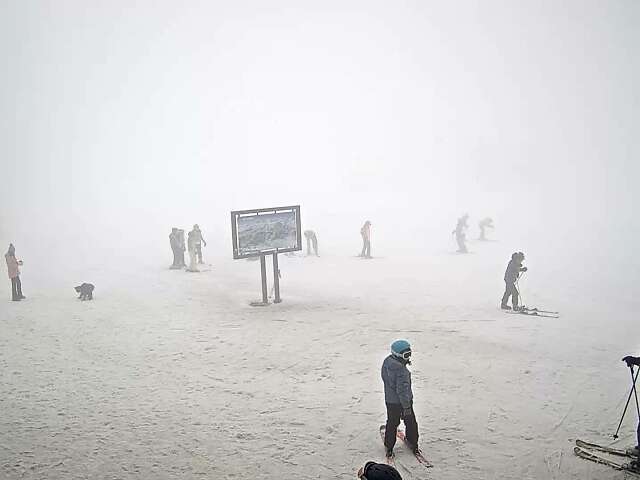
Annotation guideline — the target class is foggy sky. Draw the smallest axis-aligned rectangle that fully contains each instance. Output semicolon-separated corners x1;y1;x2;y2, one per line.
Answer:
1;1;638;279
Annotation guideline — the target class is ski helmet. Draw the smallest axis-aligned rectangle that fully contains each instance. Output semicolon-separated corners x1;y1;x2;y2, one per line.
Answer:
391;339;411;360
360;461;403;480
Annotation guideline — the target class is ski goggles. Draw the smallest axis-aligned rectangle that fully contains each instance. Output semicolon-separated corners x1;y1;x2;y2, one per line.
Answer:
398;350;412;360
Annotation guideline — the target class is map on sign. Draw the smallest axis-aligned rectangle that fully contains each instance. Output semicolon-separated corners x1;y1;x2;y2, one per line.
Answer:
231;206;301;259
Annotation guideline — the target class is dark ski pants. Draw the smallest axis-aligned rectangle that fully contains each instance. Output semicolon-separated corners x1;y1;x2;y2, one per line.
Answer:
11;276;23;301
171;247;179;267
501;281;519;309
361;239;371;258
196;243;203;263
384;402;418;451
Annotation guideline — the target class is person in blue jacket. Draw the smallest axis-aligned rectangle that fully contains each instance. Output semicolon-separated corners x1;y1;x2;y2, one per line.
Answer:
381;339;419;458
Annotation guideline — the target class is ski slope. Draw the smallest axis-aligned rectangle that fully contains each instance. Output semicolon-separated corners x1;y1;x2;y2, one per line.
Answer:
0;240;637;479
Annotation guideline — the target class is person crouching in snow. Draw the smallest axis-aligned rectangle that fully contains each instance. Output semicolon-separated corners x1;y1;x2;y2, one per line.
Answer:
5;243;25;301
501;251;527;310
357;461;402;479
304;230;319;256
381;339;419;458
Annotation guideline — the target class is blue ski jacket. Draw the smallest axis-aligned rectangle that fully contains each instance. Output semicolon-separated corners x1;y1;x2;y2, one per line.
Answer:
381;355;413;408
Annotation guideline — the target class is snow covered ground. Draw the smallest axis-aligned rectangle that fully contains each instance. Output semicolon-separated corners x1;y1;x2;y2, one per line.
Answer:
1;239;637;480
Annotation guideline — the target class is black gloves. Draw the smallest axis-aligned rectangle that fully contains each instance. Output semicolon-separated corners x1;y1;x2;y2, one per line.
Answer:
402;407;414;418
622;356;640;367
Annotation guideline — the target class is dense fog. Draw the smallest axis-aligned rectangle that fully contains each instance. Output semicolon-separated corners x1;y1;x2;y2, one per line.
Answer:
2;3;640;479
2;2;638;282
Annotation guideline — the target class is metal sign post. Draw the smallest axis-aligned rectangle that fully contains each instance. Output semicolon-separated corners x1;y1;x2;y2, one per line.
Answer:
259;254;268;304
230;205;301;306
272;252;281;303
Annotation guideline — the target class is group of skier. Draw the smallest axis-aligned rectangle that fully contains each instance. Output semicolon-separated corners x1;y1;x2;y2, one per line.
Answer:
169;224;207;272
452;214;494;253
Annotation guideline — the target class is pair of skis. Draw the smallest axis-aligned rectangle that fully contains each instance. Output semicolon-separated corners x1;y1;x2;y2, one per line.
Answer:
574;439;639;475
504;306;560;318
379;425;433;468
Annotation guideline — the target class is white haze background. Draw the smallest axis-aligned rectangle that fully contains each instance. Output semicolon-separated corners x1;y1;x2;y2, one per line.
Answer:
0;2;639;477
2;1;638;287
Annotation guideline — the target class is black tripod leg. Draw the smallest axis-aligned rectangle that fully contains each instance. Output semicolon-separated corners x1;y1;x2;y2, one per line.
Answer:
614;367;640;438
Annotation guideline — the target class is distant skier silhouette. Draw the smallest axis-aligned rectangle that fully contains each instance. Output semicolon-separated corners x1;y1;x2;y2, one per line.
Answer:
304;230;319;256
478;217;494;241
360;221;372;258
452;214;469;253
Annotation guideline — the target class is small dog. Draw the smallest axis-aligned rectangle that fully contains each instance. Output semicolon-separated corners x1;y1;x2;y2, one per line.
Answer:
75;283;95;301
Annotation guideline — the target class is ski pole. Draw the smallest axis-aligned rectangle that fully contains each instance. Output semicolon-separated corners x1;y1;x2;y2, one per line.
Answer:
516;271;526;308
613;366;640;438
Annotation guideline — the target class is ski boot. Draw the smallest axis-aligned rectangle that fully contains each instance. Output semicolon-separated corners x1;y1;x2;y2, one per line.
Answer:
385;447;394;459
626;446;639;457
501;304;512;310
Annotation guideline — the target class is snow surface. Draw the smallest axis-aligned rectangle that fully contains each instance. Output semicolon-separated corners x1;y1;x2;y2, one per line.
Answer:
0;239;637;480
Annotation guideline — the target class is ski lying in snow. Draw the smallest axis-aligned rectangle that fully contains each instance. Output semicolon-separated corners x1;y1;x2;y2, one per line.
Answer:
576;439;635;458
521;306;559;315
505;310;559;318
574;446;640;475
379;425;396;466
395;429;433;467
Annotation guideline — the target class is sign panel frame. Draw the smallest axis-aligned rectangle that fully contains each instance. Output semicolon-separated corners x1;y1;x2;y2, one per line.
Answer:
231;205;302;259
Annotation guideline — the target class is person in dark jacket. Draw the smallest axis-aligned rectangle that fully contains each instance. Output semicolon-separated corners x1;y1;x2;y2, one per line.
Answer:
501;252;527;310
622;355;640;469
357;461;402;479
381;339;419;458
5;243;25;301
304;230;319;256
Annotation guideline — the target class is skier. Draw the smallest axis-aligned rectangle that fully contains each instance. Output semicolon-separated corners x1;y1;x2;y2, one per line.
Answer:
5;243;25;301
501;251;527;310
177;229;186;268
622;355;640;470
478;217;494;241
381;339;419;458
191;224;207;264
357;461;402;479
304;230;319;256
452;214;469;253
360;221;372;258
169;228;181;269
186;230;199;272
